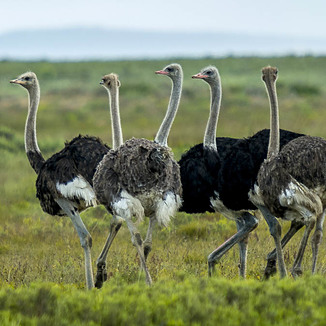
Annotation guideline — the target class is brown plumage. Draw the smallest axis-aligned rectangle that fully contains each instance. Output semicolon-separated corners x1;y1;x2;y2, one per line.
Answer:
94;137;182;218
256;136;326;219
250;66;326;278
93;68;182;288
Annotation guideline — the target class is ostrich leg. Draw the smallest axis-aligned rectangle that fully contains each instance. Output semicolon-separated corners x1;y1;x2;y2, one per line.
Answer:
257;205;287;278
311;210;326;274
208;212;258;277
95;215;123;289
56;199;94;290
291;219;316;277
236;216;249;278
143;216;156;260
125;218;152;285
264;220;304;279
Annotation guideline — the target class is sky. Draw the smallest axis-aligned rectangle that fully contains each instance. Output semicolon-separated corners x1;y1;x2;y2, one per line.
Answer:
1;0;326;37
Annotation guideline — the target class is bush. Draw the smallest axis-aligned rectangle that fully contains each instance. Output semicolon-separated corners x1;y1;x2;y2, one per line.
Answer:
1;276;326;325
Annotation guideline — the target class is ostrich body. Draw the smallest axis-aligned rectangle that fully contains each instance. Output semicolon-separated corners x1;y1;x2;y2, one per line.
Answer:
178;66;303;278
249;66;326;278
10;72;110;289
93;65;182;288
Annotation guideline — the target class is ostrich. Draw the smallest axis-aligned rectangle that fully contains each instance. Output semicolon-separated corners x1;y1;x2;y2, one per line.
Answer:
178;66;303;278
249;66;326;278
10;72;111;289
93;64;183;288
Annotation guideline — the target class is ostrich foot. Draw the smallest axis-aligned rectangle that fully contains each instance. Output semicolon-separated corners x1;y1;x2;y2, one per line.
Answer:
264;258;277;280
95;262;108;289
291;267;303;278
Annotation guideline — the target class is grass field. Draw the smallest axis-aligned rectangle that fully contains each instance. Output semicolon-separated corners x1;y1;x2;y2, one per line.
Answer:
1;56;326;325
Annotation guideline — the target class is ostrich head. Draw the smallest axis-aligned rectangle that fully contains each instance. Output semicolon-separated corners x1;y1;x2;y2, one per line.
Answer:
100;73;121;91
192;66;219;85
155;63;182;80
10;72;37;90
262;66;278;83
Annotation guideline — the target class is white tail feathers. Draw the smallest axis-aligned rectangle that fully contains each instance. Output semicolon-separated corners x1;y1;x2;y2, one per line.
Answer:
112;190;144;223
56;175;97;207
279;180;323;222
156;192;182;227
112;191;181;227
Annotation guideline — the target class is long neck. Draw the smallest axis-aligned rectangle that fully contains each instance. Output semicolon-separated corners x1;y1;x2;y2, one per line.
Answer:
154;73;182;147
25;83;45;174
108;86;123;149
264;78;279;159
203;77;222;151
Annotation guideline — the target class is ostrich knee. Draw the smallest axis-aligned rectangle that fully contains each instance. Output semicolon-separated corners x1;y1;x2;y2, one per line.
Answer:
80;233;92;250
312;230;323;249
268;218;282;241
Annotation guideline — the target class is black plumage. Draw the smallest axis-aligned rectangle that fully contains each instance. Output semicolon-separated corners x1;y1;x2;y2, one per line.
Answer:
179;129;303;214
216;129;304;212
36;135;110;216
178;137;237;213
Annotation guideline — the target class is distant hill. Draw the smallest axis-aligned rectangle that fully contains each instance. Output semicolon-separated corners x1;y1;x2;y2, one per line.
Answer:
1;27;325;61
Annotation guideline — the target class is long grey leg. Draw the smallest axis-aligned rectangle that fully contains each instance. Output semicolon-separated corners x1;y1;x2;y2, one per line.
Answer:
56;199;94;290
208;212;258;277
236;216;249;278
264;220;304;279
95;215;122;289
311;210;325;274
257;205;287;278
144;216;156;261
291;218;316;278
125;218;152;286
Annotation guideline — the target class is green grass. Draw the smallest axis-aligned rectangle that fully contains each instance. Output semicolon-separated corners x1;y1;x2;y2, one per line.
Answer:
1;56;326;324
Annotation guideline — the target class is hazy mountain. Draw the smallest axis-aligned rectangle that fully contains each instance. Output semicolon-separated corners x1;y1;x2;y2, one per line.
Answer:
0;27;325;61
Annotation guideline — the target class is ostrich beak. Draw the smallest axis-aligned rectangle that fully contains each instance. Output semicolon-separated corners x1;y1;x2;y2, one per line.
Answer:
99;80;104;85
10;78;22;84
192;73;207;79
155;70;168;75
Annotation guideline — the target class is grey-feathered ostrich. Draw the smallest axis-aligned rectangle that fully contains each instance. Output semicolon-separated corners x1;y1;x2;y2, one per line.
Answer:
93;64;182;288
179;66;304;278
10;72;110;289
249;66;326;278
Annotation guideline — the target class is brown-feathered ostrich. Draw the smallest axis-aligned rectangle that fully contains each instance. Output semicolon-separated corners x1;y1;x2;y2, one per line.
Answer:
10;72;111;289
179;66;304;278
249;66;326;278
93;64;182;288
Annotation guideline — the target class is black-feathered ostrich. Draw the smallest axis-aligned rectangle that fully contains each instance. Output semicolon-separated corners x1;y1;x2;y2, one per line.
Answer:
250;66;326;278
93;64;183;288
10;72;110;290
178;66;304;278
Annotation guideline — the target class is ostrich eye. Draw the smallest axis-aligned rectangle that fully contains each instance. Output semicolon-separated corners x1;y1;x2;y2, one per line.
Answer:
25;77;30;81
206;70;212;75
166;67;173;72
